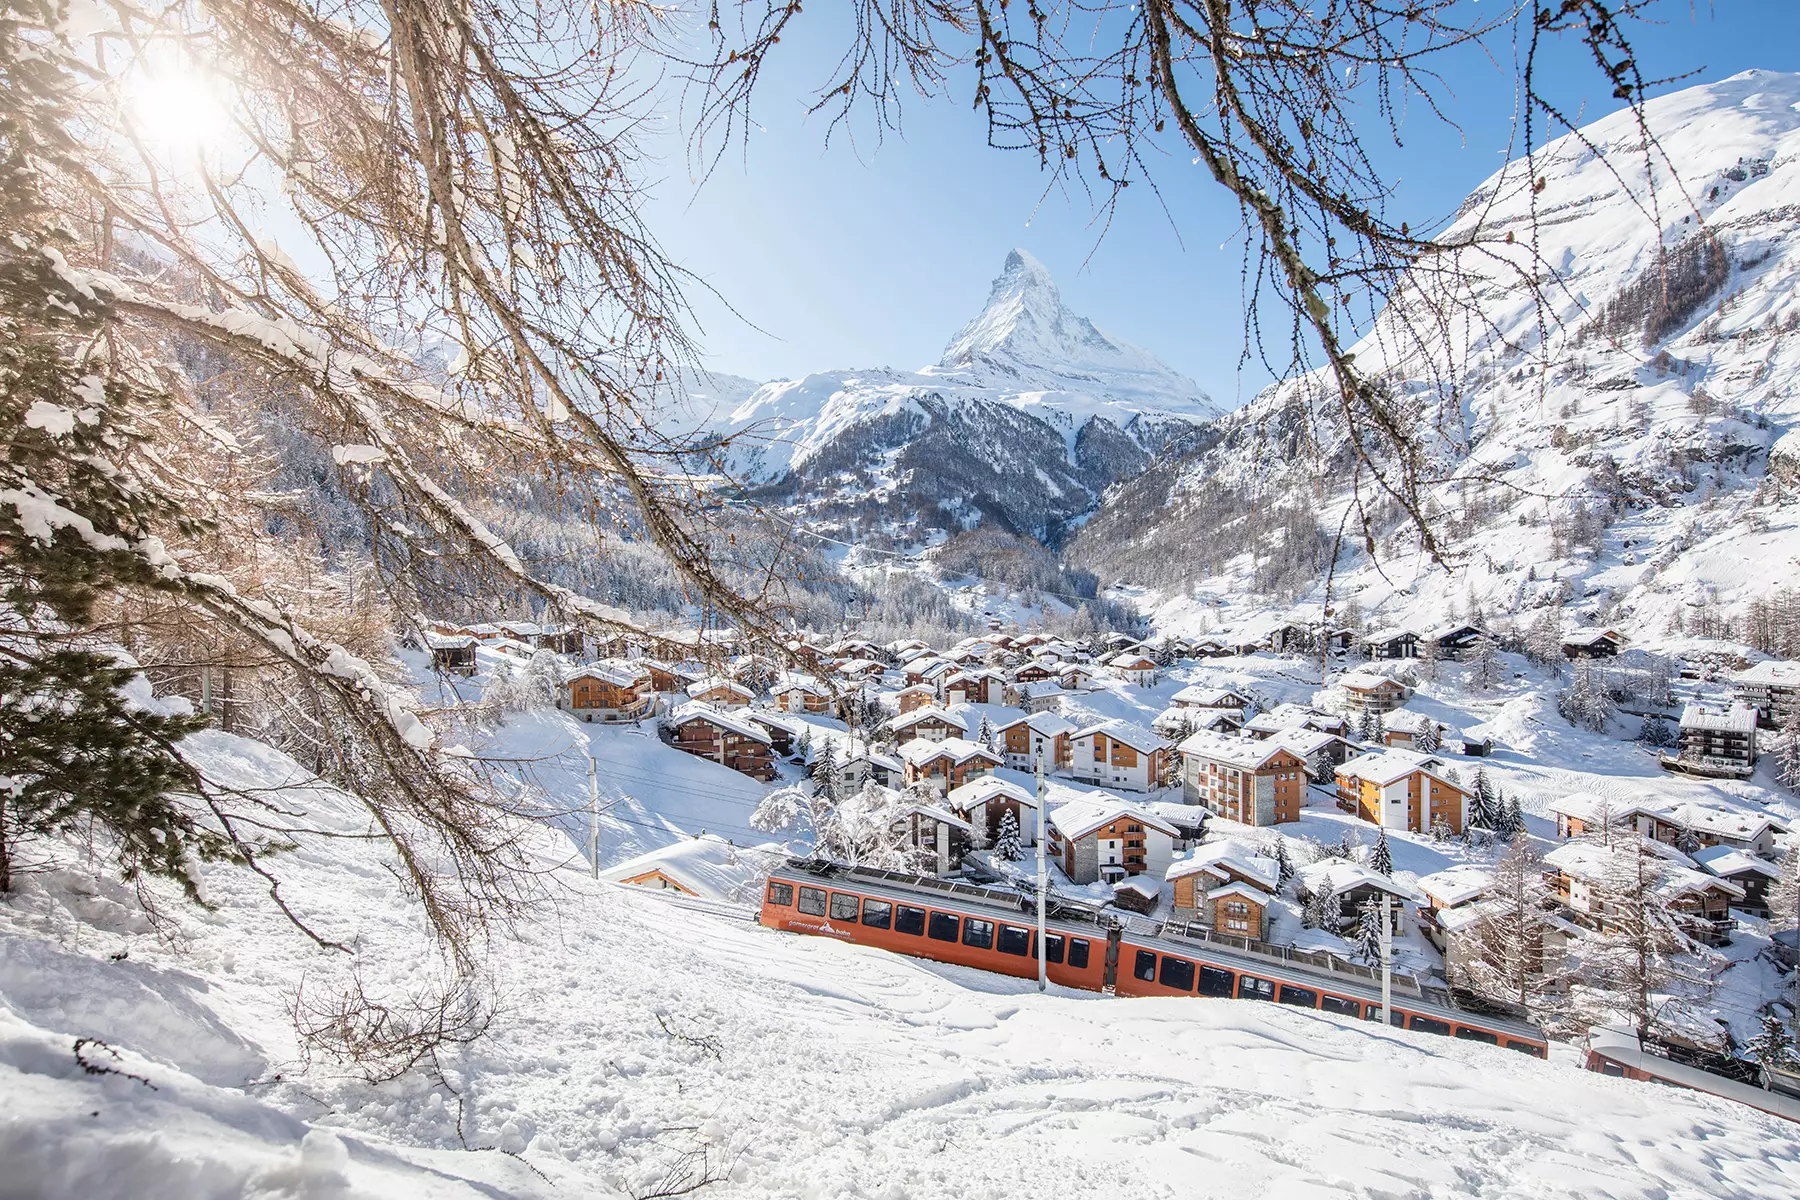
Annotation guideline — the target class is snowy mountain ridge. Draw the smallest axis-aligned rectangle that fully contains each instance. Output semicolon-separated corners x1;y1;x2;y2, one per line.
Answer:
716;251;1224;544
1071;69;1800;643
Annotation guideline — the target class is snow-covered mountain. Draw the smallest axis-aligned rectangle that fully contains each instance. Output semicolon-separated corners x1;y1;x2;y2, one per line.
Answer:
1071;69;1800;643
719;251;1223;544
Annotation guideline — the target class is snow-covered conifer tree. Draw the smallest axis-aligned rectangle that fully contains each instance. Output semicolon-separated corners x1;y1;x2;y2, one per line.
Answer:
1747;1015;1795;1075
1302;880;1338;930
1273;838;1296;891
1414;720;1441;754
995;809;1023;862
1370;829;1393;876
1352;898;1385;964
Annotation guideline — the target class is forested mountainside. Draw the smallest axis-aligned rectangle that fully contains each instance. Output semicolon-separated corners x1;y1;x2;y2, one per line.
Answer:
717;250;1221;545
1069;70;1800;642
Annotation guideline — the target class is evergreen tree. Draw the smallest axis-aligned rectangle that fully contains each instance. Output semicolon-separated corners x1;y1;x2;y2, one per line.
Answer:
1352;897;1385;965
811;741;840;804
1504;797;1526;838
977;713;994;747
1469;768;1498;831
1747;1015;1795;1076
1413;720;1441;754
1638;715;1676;749
1775;711;1800;795
795;726;814;764
1273;837;1296;892
995;808;1022;862
1303;880;1339;931
1334;828;1359;861
1370;829;1393;876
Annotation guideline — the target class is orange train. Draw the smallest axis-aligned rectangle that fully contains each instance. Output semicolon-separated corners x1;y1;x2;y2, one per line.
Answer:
761;858;1549;1056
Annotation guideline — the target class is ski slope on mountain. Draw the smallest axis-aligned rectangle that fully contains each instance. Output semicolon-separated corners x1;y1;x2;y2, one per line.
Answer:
3;726;1799;1200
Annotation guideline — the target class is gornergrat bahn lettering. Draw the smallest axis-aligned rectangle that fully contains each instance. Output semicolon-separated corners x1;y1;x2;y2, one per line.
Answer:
760;859;1550;1057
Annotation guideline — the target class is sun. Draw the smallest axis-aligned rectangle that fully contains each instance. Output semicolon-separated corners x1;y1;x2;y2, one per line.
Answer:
124;64;233;159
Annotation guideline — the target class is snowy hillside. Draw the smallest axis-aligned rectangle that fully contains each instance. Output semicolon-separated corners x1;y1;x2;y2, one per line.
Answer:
1073;69;1800;641
719;251;1223;544
5;726;1799;1200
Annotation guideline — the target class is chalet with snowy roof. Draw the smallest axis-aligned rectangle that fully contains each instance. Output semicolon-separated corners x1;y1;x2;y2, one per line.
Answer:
888;705;968;743
424;632;478;675
1691;846;1781;915
1340;669;1411;714
558;661;653;722
893;644;933;665
1189;638;1233;658
995;712;1075;772
1171;684;1251;712
1048;796;1178;884
1334;748;1471;834
894;684;937;714
1425;623;1490;660
903;657;956;686
945;777;1038;848
1650;803;1788;857
684;677;753;710
1103;633;1144;653
1243;703;1345;739
827;638;882;661
1296;860;1418;933
1055;663;1093;689
1542;842;1742;946
1413;865;1493;931
744;711;800;758
897;737;1001;793
1561;627;1628;659
892;801;972;876
1003;679;1066;714
839;746;903;791
496;621;583;653
1166;844;1280;922
1459;730;1494;757
664;703;778;781
1545;792;1639;839
1012;661;1056;685
1269;727;1359;773
1382;710;1446;750
770;675;834;714
1361;626;1421;660
834;657;886;681
944;668;1005;706
1729;659;1800;728
599;834;767;903
1068;721;1171;793
464;622;504;641
633;659;687;694
1106;651;1159;687
1663;702;1758;779
1178;731;1308;826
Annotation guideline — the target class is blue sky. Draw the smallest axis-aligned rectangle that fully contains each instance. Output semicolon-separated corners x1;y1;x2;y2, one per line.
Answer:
640;2;1800;404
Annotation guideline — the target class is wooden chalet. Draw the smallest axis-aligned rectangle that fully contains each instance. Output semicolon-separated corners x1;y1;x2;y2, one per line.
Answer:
995;712;1075;772
1561;628;1628;659
1048;796;1178;884
1068;721;1170;793
945;777;1039;847
664;703;778;781
1334;749;1470;834
685;677;754;710
888;705;969;743
897;737;1001;793
558;661;653;722
424;632;478;675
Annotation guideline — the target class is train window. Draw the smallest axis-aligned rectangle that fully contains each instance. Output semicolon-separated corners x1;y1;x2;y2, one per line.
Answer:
895;905;927;936
1238;975;1275;1001
1454;1027;1500;1045
829;893;861;922
1067;939;1090;970
963;919;995;950
767;882;794;907
927;912;961;942
1598;1059;1627;1076
1409;1015;1452;1037
998;926;1032;957
1507;1041;1547;1058
1159;956;1196;992
1196;966;1235;998
1133;950;1157;982
1365;1006;1405;1026
1042;934;1065;964
1320;995;1360;1017
797;886;827;916
861;899;893;930
1277;985;1319;1009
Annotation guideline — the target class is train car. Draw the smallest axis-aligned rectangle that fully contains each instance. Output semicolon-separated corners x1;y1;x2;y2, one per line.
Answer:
1113;929;1548;1056
762;859;1549;1055
1585;1026;1800;1123
760;861;1109;991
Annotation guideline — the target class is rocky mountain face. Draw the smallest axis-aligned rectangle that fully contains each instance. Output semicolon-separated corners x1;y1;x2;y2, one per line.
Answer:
718;250;1221;545
1068;69;1800;641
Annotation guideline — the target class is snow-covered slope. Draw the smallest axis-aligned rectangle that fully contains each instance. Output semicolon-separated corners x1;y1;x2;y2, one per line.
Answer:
1074;69;1800;639
5;727;1798;1199
720;252;1222;543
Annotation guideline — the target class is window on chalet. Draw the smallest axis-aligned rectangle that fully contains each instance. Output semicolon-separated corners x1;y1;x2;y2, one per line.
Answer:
767;882;794;907
861;899;893;930
797;886;827;916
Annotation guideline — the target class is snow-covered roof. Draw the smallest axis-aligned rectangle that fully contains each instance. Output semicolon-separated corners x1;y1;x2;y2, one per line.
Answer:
771;674;830;697
1691;845;1782;880
1340;668;1406;692
424;632;477;650
1050;795;1179;842
1335;748;1460;790
1659;802;1787;840
599;835;770;903
1113;877;1161;900
1544;791;1653;824
1542;843;1745;901
1073;719;1165;755
1362;625;1418;643
1205;880;1275;906
996;712;1076;739
896;736;999;768
1177;730;1297;771
1270;728;1348;759
1563;627;1628;647
563;659;650;688
1106;651;1157;668
841;748;902;772
1382;709;1439;735
686;676;753;699
1011;680;1065;699
1165;843;1279;890
1414;865;1494;909
666;702;772;744
1677;702;1757;734
1731;660;1800;687
1171;684;1249;707
897;802;973;833
890;706;970;734
1296;859;1421;903
1242;702;1312;732
945;777;1037;813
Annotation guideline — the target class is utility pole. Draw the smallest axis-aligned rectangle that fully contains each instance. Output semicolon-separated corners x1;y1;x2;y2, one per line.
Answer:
587;749;601;880
1379;892;1393;1026
1036;746;1048;993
